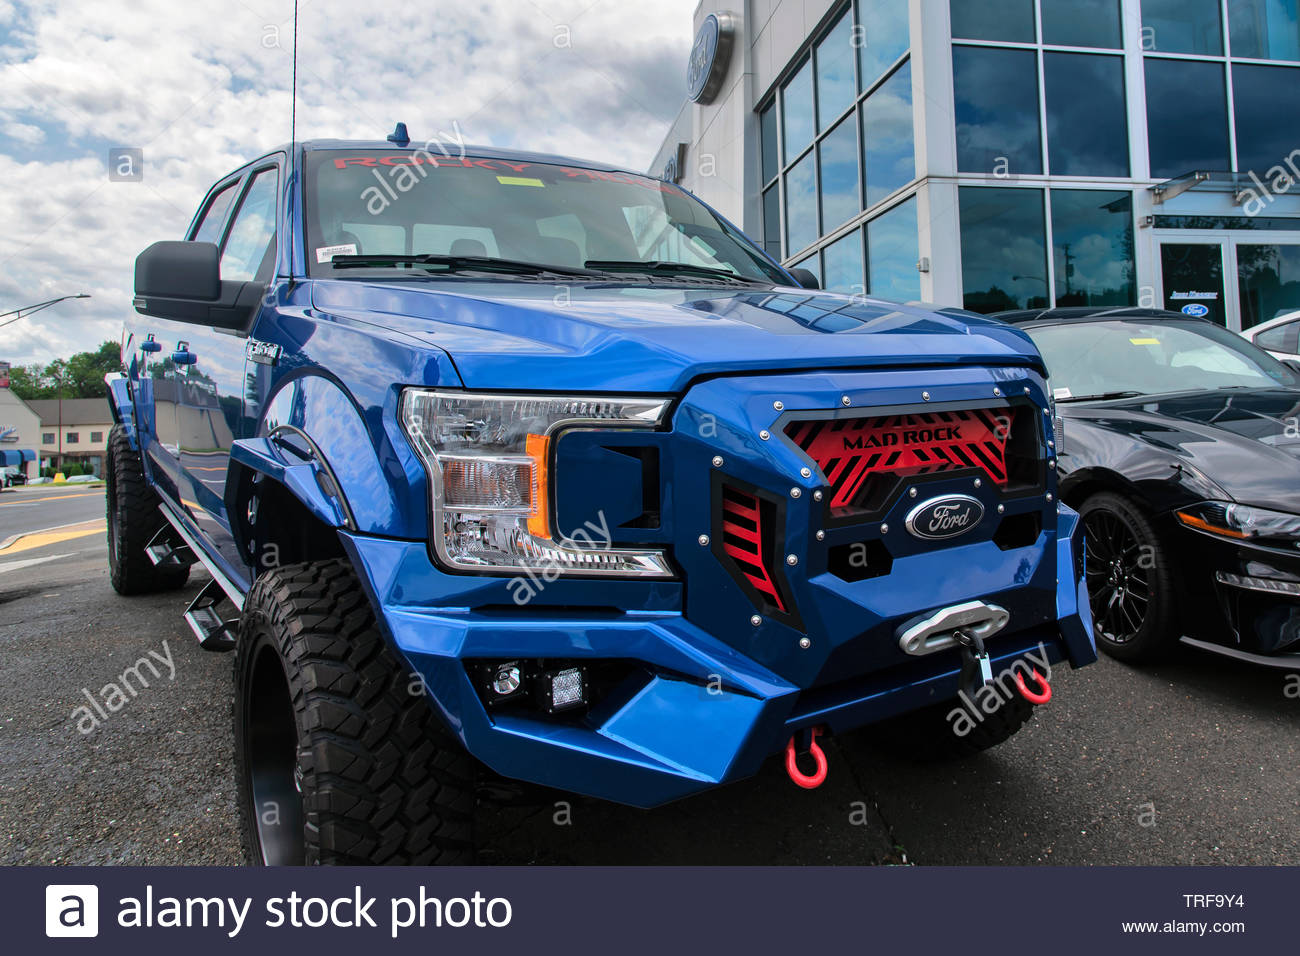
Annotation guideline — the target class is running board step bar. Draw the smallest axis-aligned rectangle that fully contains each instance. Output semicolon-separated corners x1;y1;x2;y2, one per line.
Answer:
184;578;239;652
145;524;196;568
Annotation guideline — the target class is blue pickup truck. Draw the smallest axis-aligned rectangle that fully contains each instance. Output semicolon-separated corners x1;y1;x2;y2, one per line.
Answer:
107;129;1095;865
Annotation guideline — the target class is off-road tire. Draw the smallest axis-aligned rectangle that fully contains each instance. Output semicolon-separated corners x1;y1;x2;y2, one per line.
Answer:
234;559;476;865
1078;491;1177;664
866;691;1037;762
105;423;189;595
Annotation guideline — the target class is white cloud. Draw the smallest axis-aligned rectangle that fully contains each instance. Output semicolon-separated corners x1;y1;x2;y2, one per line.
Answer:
0;0;696;366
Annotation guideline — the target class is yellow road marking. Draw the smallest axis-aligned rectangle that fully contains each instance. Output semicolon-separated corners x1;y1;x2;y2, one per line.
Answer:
0;491;103;507
0;520;105;555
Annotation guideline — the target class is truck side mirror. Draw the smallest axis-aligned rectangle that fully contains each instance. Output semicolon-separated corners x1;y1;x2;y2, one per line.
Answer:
133;241;264;331
787;267;820;290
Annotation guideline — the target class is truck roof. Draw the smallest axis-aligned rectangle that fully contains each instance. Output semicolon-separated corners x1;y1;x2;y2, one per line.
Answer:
283;139;637;176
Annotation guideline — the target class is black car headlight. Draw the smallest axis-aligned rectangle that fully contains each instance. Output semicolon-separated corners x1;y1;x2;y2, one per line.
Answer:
1176;501;1300;549
400;389;673;577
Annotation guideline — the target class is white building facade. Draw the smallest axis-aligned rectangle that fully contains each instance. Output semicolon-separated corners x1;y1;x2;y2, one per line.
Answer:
652;0;1300;330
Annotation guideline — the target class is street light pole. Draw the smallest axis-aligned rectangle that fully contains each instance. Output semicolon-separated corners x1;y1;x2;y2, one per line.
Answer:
0;293;91;331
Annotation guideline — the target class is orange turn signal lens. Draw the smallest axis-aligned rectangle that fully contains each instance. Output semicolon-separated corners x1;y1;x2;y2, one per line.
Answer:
1175;510;1248;540
526;433;551;539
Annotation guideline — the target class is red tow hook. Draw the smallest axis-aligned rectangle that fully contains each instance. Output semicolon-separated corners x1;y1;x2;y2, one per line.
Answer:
1014;668;1053;705
785;727;828;790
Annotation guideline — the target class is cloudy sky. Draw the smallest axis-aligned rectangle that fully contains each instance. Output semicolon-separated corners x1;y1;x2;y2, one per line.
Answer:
0;0;696;366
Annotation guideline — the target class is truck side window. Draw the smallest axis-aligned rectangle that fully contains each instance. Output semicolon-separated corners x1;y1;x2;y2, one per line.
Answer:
191;181;239;244
220;167;279;282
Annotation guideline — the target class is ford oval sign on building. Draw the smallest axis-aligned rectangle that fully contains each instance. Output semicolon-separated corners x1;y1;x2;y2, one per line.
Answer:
687;12;736;105
905;495;985;541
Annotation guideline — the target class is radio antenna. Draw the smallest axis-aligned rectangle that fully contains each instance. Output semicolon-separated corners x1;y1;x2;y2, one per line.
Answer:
290;0;299;146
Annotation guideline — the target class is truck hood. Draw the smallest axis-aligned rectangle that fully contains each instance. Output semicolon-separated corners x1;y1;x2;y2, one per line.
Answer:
311;278;1044;392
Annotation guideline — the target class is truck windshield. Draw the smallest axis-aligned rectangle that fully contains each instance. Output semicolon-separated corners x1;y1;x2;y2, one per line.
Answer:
304;149;786;283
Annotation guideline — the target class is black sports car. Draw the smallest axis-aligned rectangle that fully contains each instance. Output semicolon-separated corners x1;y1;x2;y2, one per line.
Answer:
997;307;1300;668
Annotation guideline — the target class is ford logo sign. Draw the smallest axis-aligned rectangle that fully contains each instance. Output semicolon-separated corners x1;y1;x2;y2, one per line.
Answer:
905;495;985;541
1181;303;1210;317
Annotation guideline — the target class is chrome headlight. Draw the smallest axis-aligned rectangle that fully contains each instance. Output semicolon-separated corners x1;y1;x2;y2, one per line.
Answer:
400;390;673;577
1176;501;1300;548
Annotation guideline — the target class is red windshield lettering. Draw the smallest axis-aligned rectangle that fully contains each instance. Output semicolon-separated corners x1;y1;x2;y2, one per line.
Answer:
334;157;379;168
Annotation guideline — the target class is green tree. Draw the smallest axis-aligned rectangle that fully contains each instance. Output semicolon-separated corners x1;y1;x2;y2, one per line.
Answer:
7;340;121;400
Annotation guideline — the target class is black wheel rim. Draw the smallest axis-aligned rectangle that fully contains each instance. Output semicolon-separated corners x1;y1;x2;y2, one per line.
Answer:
244;643;306;865
1082;508;1152;645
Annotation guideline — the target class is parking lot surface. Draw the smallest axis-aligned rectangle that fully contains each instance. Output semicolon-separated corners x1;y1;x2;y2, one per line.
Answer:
2;487;1297;865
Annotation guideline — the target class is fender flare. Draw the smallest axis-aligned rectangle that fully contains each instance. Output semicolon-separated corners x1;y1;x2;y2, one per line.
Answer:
226;432;355;539
105;373;138;450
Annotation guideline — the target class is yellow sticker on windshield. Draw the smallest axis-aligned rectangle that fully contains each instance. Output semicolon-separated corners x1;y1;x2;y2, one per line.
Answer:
1130;337;1160;345
497;175;544;187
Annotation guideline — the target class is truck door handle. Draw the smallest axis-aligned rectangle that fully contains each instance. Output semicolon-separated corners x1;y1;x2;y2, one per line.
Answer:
172;343;197;365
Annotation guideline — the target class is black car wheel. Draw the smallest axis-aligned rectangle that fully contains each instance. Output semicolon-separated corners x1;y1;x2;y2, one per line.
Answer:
105;424;190;595
1079;492;1176;663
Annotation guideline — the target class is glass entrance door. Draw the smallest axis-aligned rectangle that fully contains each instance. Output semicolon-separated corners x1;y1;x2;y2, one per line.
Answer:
1236;243;1300;330
1159;242;1228;326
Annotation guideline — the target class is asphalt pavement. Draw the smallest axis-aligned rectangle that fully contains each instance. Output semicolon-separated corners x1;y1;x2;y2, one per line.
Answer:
1;486;1297;866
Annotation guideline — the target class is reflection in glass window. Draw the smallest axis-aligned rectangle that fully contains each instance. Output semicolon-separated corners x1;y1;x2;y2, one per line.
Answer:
859;0;910;89
862;61;914;207
1239;245;1300;329
818;116;860;232
763;185;782;259
816;9;856;130
1045;53;1129;177
949;0;1035;43
761;103;779;185
1233;64;1300;181
1140;0;1223;55
1051;191;1135;308
220;167;278;282
868;198;920;303
1144;58;1230;179
192;182;238;244
959;187;1048;313
783;58;815;163
822;228;864;293
785;151;818;255
1041;0;1122;49
1229;0;1300;62
954;46;1042;175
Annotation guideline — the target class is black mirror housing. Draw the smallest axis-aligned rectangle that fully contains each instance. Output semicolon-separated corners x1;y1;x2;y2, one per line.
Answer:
133;241;263;331
787;267;820;290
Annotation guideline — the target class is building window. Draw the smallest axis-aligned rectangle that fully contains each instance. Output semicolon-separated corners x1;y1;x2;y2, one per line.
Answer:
42;433;54;445
949;0;1036;44
1041;0;1122;49
1232;64;1300;181
953;46;1042;175
867;197;920;303
785;151;819;255
1144;58;1230;178
66;432;79;444
1141;0;1223;55
859;0;910;89
1238;245;1300;329
1044;53;1129;177
862;60;914;207
818;115;860;234
91;431;104;443
1051;190;1136;307
816;8;857;131
960;187;1136;314
821;228;864;293
1229;0;1300;62
757;0;914;265
959;187;1048;313
782;58;815;164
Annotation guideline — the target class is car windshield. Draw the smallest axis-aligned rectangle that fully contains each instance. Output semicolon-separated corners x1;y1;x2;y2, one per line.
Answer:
304;149;786;283
1026;319;1300;401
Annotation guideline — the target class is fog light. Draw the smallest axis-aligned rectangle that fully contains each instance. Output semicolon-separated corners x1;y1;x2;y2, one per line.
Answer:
538;666;586;713
491;663;523;696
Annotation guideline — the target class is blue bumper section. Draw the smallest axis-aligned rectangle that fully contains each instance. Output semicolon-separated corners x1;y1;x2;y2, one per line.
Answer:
342;530;1096;809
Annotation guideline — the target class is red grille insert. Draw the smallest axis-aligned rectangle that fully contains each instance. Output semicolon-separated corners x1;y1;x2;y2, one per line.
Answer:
720;486;786;612
786;408;1015;510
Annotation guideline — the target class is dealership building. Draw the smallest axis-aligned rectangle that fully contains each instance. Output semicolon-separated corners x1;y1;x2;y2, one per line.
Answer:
651;0;1300;330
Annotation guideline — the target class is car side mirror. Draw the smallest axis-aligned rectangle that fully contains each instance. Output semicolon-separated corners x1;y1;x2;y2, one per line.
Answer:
787;267;820;290
134;240;264;331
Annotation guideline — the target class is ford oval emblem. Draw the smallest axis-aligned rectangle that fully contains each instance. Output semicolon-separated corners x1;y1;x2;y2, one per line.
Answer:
1181;303;1210;317
905;495;985;541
